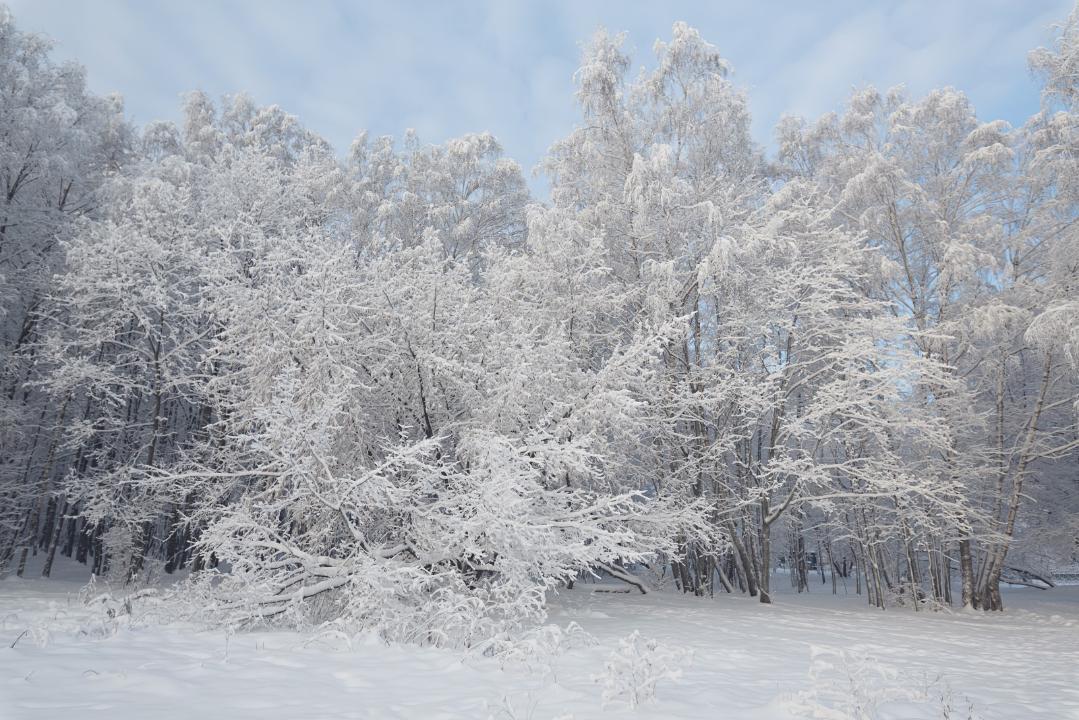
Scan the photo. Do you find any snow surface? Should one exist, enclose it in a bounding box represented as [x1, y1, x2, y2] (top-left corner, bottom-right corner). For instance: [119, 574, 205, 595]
[2, 559, 1078, 719]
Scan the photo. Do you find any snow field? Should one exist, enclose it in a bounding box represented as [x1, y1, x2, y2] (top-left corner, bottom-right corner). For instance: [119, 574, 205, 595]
[2, 563, 1077, 719]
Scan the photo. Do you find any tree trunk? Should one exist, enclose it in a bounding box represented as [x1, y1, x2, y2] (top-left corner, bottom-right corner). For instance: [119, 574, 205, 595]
[959, 537, 975, 609]
[41, 498, 68, 578]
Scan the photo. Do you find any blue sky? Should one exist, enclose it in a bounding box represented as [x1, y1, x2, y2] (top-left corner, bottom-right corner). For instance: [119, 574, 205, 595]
[8, 0, 1072, 193]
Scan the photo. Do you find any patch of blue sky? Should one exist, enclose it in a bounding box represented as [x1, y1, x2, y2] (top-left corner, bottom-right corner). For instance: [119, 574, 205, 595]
[9, 0, 1070, 197]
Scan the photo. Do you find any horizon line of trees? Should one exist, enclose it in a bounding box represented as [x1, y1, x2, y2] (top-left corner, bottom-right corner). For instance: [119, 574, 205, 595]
[1, 4, 1077, 644]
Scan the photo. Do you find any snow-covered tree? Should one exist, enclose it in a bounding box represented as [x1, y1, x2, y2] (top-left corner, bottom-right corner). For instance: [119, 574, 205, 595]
[776, 71, 1079, 608]
[0, 7, 134, 573]
[154, 210, 704, 642]
[7, 4, 1076, 629]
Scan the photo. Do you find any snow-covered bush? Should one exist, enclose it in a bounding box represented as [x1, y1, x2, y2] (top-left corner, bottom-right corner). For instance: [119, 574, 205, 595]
[595, 631, 692, 709]
[74, 575, 160, 638]
[487, 621, 597, 680]
[144, 192, 705, 645]
[788, 647, 983, 720]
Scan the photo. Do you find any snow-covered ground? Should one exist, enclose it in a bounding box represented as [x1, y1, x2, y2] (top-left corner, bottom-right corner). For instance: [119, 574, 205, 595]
[2, 560, 1077, 719]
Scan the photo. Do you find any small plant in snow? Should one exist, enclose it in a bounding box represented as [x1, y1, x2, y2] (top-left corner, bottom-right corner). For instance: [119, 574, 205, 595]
[594, 630, 691, 709]
[485, 692, 538, 720]
[925, 673, 982, 720]
[76, 575, 159, 638]
[9, 625, 50, 649]
[485, 690, 577, 720]
[789, 647, 984, 719]
[488, 621, 597, 680]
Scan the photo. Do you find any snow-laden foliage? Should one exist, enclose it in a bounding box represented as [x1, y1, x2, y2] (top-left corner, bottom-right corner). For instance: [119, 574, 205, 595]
[156, 226, 705, 642]
[1, 4, 1077, 645]
[775, 50, 1079, 608]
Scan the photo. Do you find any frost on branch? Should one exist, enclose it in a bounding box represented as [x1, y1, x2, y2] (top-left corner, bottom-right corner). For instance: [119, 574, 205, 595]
[4, 7, 1079, 634]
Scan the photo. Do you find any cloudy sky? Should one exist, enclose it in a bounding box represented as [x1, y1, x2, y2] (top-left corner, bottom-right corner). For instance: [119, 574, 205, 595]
[8, 0, 1072, 192]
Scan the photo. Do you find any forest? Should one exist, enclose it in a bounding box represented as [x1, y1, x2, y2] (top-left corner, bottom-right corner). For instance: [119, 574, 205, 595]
[0, 0, 1077, 685]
